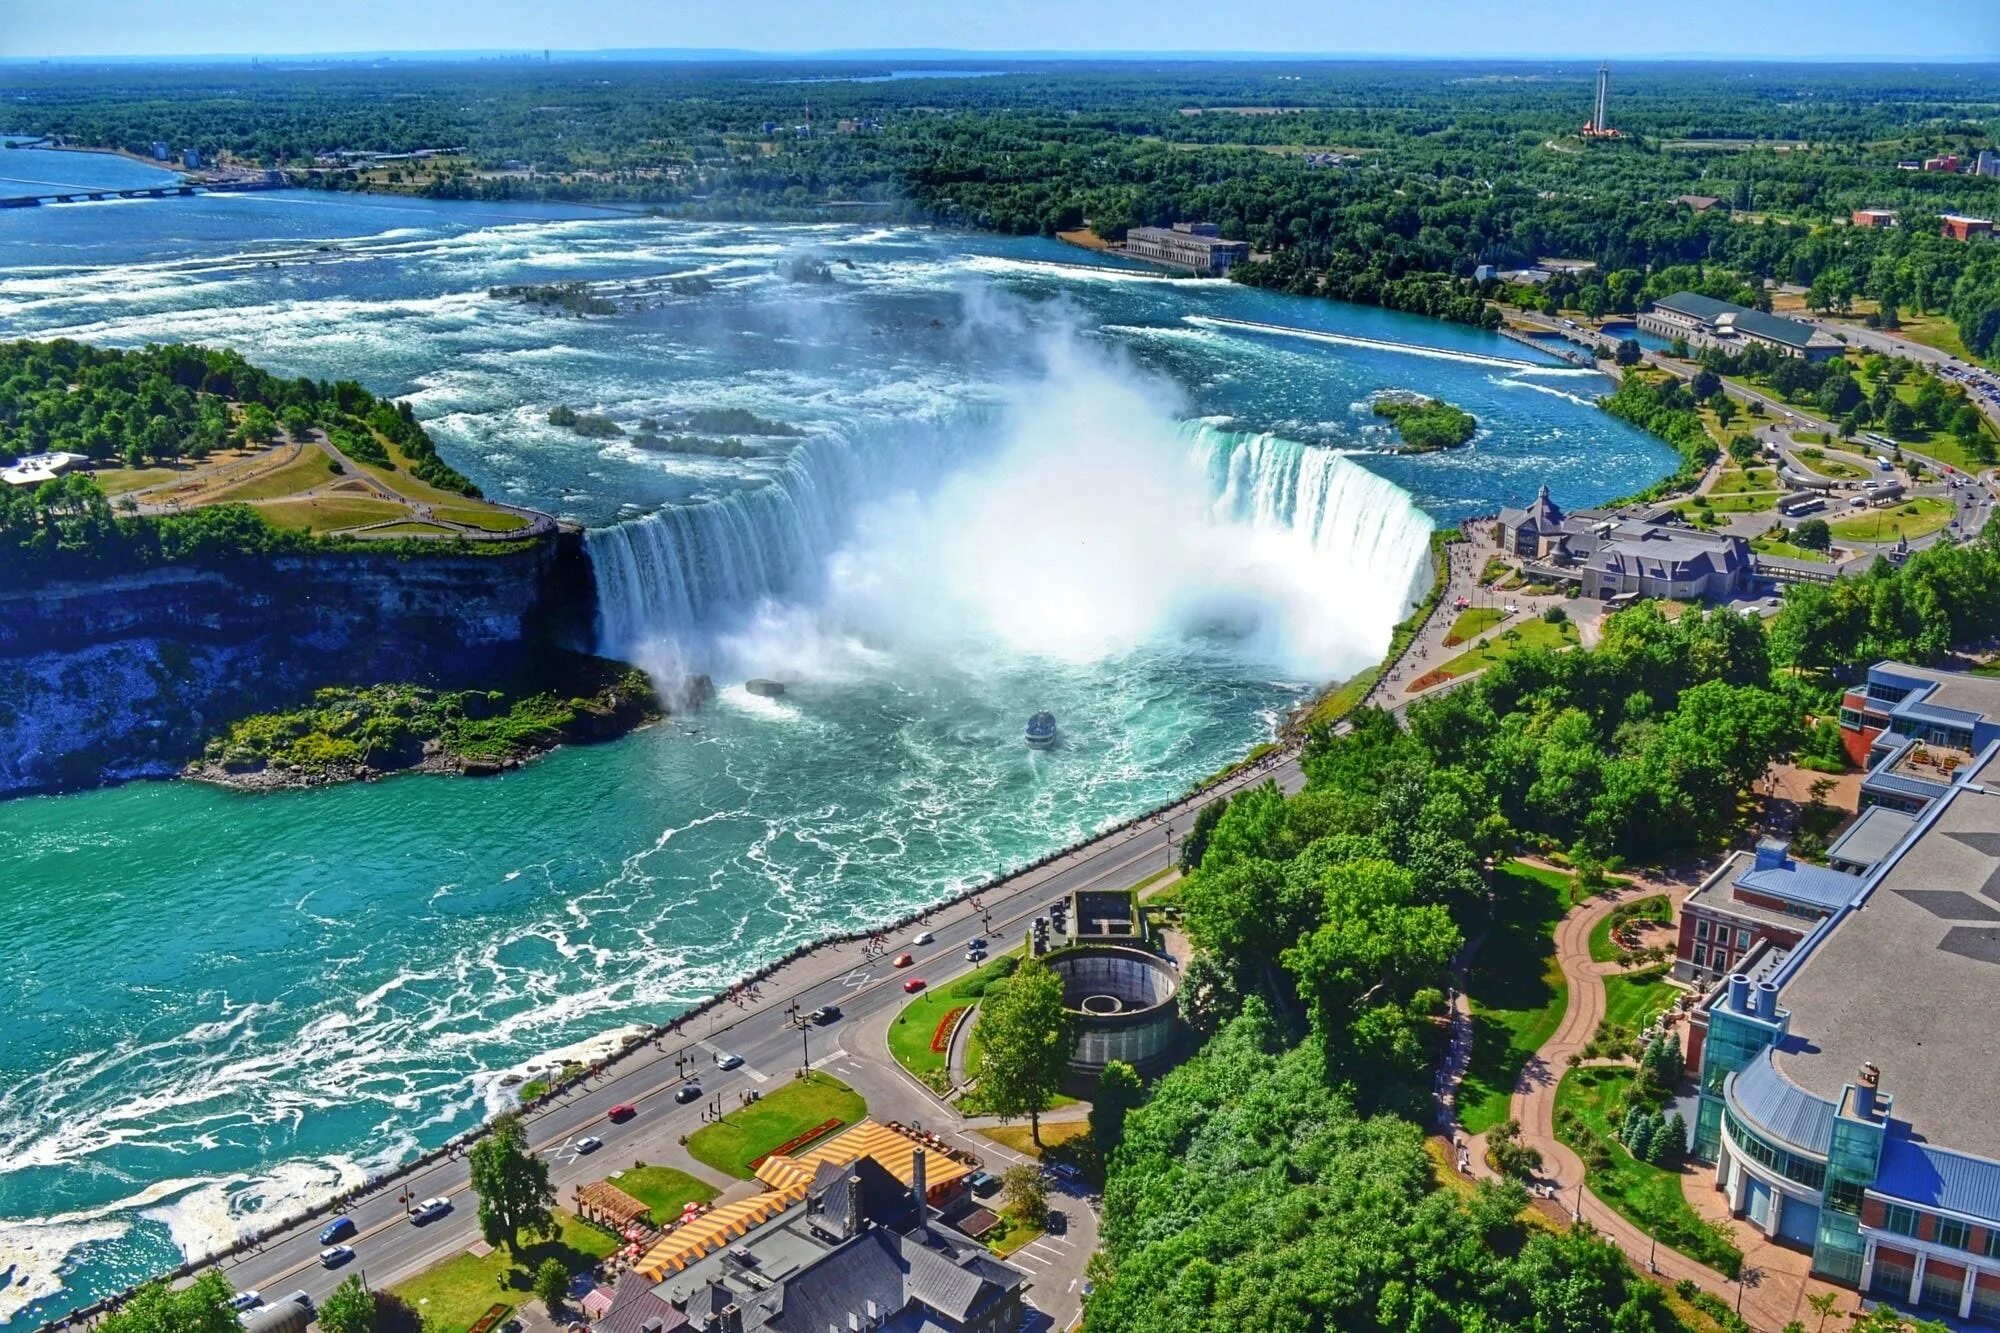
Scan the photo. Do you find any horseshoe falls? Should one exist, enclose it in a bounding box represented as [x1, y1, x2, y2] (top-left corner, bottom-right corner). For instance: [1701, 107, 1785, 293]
[0, 203, 1678, 1328]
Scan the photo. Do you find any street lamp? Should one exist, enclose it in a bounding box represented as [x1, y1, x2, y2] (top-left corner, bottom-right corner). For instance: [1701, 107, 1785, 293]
[786, 1002, 811, 1076]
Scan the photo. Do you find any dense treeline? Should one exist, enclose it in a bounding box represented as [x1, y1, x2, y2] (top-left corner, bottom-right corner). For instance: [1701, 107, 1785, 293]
[0, 339, 478, 494]
[14, 61, 2000, 352]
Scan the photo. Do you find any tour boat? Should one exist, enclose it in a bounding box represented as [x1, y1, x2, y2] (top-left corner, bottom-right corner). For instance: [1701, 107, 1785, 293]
[1025, 712, 1058, 749]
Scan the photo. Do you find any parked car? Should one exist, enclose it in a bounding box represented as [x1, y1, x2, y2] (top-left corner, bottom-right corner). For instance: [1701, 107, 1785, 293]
[226, 1291, 262, 1313]
[903, 977, 927, 993]
[675, 1083, 702, 1104]
[410, 1196, 451, 1223]
[810, 1004, 841, 1024]
[319, 1245, 355, 1268]
[574, 1135, 603, 1154]
[966, 1170, 1002, 1197]
[715, 1051, 743, 1070]
[893, 952, 915, 968]
[318, 1217, 356, 1245]
[608, 1102, 636, 1122]
[911, 930, 934, 946]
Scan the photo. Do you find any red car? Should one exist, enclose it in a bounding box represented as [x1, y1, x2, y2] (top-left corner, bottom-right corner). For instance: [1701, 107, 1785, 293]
[607, 1103, 635, 1123]
[892, 952, 915, 968]
[903, 977, 927, 993]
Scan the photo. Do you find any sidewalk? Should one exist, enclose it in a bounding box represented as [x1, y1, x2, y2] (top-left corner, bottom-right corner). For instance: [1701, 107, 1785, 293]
[1445, 868, 1863, 1332]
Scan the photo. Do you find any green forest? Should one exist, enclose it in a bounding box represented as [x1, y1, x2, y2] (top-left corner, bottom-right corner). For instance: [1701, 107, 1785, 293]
[13, 59, 2000, 350]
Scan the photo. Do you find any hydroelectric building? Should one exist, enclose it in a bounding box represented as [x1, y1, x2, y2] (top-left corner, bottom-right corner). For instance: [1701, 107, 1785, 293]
[1687, 663, 2000, 1323]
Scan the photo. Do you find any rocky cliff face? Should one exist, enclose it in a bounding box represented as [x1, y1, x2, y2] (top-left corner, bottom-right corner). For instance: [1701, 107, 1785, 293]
[0, 533, 599, 797]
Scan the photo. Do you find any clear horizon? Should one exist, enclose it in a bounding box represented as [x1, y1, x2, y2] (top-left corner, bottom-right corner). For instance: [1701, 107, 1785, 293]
[16, 0, 1998, 61]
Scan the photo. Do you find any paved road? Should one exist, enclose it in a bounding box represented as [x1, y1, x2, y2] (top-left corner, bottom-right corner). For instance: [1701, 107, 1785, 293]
[184, 751, 1307, 1326]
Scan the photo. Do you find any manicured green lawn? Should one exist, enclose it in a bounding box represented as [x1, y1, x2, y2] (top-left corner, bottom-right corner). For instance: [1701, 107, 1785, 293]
[608, 1165, 718, 1220]
[1588, 894, 1672, 963]
[1826, 496, 1956, 544]
[1793, 450, 1870, 481]
[1435, 617, 1578, 680]
[1602, 966, 1678, 1035]
[1690, 491, 1780, 515]
[1751, 534, 1832, 563]
[1710, 464, 1779, 495]
[1554, 1067, 1742, 1278]
[1456, 860, 1571, 1135]
[1444, 606, 1505, 643]
[685, 1073, 865, 1178]
[392, 1210, 617, 1333]
[887, 950, 1022, 1083]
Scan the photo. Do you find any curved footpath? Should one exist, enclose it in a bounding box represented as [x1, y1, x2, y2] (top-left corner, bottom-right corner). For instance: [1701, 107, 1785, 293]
[50, 748, 1304, 1333]
[1448, 871, 1859, 1332]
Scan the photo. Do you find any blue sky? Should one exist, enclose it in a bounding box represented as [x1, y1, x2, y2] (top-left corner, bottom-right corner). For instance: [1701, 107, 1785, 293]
[16, 0, 1997, 59]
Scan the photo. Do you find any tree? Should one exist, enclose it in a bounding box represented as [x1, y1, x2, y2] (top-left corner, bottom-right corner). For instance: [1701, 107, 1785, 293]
[468, 1111, 556, 1253]
[975, 956, 1076, 1145]
[1713, 394, 1738, 427]
[1000, 1163, 1050, 1228]
[1179, 797, 1225, 871]
[1690, 368, 1721, 401]
[1792, 518, 1832, 551]
[319, 1276, 376, 1333]
[1807, 1290, 1843, 1333]
[1091, 1060, 1144, 1160]
[1614, 338, 1642, 367]
[98, 1273, 239, 1333]
[372, 1291, 428, 1333]
[534, 1257, 570, 1315]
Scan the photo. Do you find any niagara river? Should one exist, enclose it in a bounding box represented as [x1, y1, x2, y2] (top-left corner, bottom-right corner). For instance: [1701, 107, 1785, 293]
[0, 177, 1677, 1326]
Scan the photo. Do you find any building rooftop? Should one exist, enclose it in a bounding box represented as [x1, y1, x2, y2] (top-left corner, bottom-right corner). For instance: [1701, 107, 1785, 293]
[1868, 661, 2000, 724]
[1650, 291, 1835, 352]
[1774, 750, 2000, 1161]
[1730, 1046, 1836, 1156]
[1825, 805, 1918, 871]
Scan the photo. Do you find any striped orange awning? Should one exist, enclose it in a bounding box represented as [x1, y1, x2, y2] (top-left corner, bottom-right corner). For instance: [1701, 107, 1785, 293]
[631, 1189, 801, 1279]
[753, 1118, 973, 1201]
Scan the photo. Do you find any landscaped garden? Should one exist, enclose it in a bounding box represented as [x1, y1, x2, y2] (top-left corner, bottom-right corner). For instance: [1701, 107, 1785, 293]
[392, 1210, 617, 1333]
[606, 1164, 718, 1220]
[1827, 496, 1955, 543]
[1554, 1066, 1742, 1278]
[684, 1072, 866, 1178]
[1417, 614, 1579, 689]
[1455, 860, 1571, 1135]
[1443, 605, 1505, 645]
[1588, 894, 1674, 963]
[887, 949, 1022, 1087]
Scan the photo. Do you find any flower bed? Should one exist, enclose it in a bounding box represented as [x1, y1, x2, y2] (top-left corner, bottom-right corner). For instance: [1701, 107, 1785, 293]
[469, 1304, 514, 1333]
[1409, 668, 1452, 693]
[931, 1006, 969, 1054]
[746, 1117, 843, 1172]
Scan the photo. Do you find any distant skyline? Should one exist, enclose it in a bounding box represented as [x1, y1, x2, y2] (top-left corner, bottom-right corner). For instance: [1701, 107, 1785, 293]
[15, 0, 2000, 61]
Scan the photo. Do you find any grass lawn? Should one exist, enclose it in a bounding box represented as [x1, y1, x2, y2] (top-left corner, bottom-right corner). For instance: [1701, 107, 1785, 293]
[1602, 966, 1678, 1035]
[685, 1072, 865, 1178]
[1588, 894, 1672, 963]
[92, 465, 184, 496]
[607, 1164, 718, 1221]
[888, 950, 1022, 1084]
[1306, 663, 1382, 727]
[979, 1120, 1093, 1160]
[391, 1210, 617, 1333]
[1435, 617, 1578, 680]
[437, 503, 531, 532]
[252, 494, 408, 533]
[363, 520, 459, 538]
[1554, 1067, 1741, 1278]
[1445, 606, 1505, 643]
[1793, 450, 1871, 481]
[1751, 534, 1832, 563]
[1681, 492, 1778, 519]
[1827, 496, 1955, 543]
[210, 446, 338, 504]
[1710, 464, 1779, 495]
[1455, 860, 1571, 1135]
[984, 1214, 1046, 1258]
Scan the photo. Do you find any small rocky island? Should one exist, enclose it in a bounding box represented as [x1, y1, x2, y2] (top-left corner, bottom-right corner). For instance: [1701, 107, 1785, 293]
[1373, 394, 1479, 453]
[185, 655, 669, 791]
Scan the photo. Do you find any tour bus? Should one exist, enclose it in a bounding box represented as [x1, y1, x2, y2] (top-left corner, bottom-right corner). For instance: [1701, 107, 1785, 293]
[1778, 495, 1826, 518]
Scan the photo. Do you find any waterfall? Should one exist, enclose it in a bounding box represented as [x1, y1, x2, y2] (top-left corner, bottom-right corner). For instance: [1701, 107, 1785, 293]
[587, 416, 1437, 674]
[1186, 421, 1437, 621]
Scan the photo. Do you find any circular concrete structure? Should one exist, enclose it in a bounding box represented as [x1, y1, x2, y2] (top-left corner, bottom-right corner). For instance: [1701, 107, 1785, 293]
[1047, 945, 1180, 1076]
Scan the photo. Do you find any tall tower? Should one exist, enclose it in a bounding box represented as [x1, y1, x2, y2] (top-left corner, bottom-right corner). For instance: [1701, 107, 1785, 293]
[1594, 63, 1610, 134]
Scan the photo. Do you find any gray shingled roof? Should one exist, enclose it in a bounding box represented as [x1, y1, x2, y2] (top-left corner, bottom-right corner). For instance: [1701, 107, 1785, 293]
[1650, 291, 1827, 351]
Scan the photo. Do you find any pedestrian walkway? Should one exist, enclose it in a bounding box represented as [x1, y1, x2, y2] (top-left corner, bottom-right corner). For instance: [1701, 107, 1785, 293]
[1441, 866, 1863, 1332]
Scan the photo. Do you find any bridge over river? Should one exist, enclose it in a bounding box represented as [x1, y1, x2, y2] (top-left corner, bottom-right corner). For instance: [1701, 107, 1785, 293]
[0, 177, 287, 208]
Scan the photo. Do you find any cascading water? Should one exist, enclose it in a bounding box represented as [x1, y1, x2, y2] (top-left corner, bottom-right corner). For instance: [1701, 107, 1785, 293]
[1187, 420, 1438, 625]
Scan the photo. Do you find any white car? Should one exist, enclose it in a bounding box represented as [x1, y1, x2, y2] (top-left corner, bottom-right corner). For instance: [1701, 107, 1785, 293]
[320, 1244, 355, 1268]
[715, 1051, 743, 1070]
[226, 1291, 262, 1313]
[574, 1135, 603, 1154]
[410, 1196, 451, 1222]
[911, 930, 934, 946]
